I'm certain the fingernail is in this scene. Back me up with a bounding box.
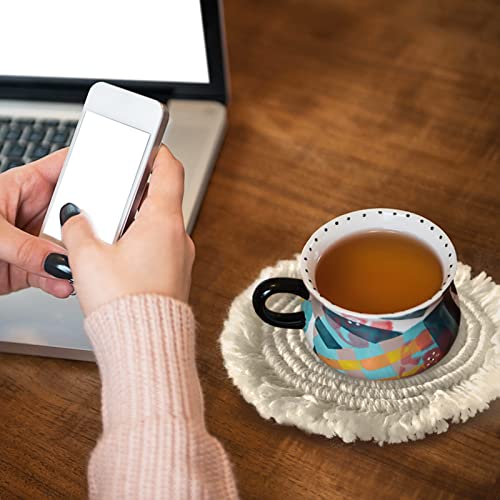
[44,253,72,280]
[60,203,80,226]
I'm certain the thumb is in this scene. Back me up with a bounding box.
[60,203,100,257]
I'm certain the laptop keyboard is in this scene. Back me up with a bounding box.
[0,117,77,173]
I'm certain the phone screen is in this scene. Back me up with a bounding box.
[43,111,150,244]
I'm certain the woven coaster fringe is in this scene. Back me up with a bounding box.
[220,260,500,445]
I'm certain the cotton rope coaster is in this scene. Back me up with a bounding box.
[220,258,500,444]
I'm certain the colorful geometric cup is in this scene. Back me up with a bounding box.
[252,208,461,381]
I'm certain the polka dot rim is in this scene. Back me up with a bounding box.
[299,208,458,320]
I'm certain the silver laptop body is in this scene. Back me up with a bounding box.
[0,0,229,360]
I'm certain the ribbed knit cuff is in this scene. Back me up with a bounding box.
[84,294,204,430]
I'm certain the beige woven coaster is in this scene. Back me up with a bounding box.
[220,259,500,444]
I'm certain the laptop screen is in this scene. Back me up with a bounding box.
[1,1,210,84]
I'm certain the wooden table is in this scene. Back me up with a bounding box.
[1,0,500,498]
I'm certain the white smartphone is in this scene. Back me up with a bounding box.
[40,82,169,245]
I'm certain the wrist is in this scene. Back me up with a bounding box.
[84,294,204,429]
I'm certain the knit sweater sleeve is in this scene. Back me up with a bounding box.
[84,294,238,499]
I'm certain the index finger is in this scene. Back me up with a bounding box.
[141,145,185,215]
[29,147,69,186]
[9,148,69,218]
[0,217,67,277]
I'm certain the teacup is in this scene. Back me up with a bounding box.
[252,208,461,381]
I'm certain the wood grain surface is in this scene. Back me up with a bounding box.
[1,0,500,498]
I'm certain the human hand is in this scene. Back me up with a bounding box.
[0,150,73,298]
[59,145,195,316]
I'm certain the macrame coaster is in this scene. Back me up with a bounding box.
[220,259,500,444]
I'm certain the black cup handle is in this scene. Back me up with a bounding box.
[252,278,310,329]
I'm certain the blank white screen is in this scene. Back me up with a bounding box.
[1,1,209,83]
[43,111,150,244]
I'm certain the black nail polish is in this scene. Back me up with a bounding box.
[60,203,80,226]
[44,253,72,280]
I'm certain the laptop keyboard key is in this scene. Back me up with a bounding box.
[39,119,60,127]
[5,128,22,141]
[30,143,51,159]
[27,126,48,142]
[51,128,69,144]
[0,117,11,125]
[50,144,64,153]
[14,119,35,126]
[5,142,27,158]
[63,120,78,128]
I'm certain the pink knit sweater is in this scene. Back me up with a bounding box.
[84,294,238,499]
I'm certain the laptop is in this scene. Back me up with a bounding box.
[0,1,229,361]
